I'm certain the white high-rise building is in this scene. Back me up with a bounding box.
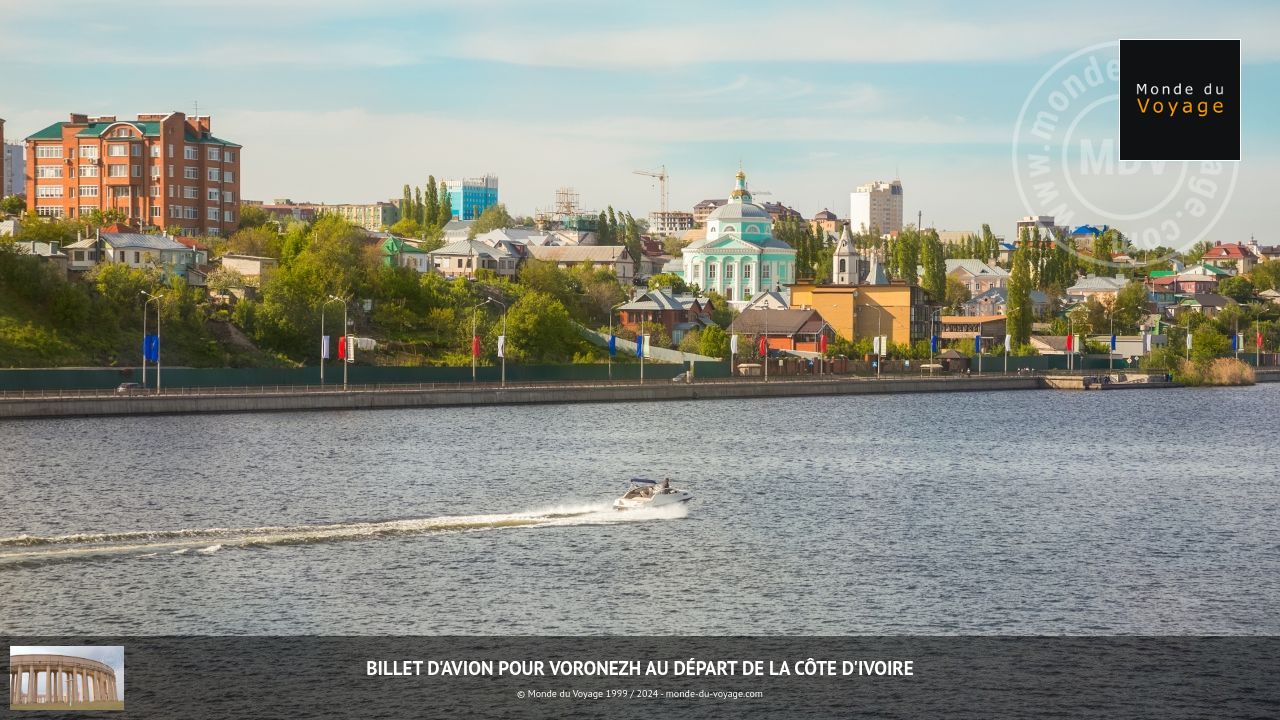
[849,180,903,235]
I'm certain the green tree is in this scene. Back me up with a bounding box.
[699,324,730,359]
[1218,275,1254,303]
[424,176,438,227]
[1190,325,1230,362]
[503,290,581,363]
[236,204,272,230]
[1250,260,1280,292]
[1112,280,1148,333]
[1006,238,1033,346]
[0,196,26,215]
[467,203,515,238]
[401,185,413,224]
[919,230,947,303]
[647,272,688,293]
[223,226,282,258]
[437,182,452,225]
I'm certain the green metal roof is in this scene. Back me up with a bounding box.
[26,122,66,140]
[76,120,161,137]
[26,120,239,147]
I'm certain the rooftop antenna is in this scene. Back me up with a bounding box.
[194,100,198,116]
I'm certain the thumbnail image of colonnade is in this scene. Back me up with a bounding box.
[9,654,118,706]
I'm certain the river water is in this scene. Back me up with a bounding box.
[2,385,1277,635]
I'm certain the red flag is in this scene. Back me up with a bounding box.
[1065,334,1073,352]
[337,335,347,360]
[472,335,481,357]
[820,335,828,353]
[1258,332,1264,349]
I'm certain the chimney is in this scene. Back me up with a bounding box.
[69,113,88,124]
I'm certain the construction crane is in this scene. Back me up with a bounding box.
[633,165,668,218]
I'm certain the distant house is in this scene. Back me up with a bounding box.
[526,245,635,282]
[729,308,834,353]
[1259,289,1280,306]
[619,289,714,344]
[742,289,789,311]
[442,219,473,243]
[962,286,1049,317]
[220,254,278,278]
[429,239,522,279]
[1066,274,1128,303]
[9,240,68,277]
[1175,293,1232,317]
[63,230,199,279]
[381,235,431,272]
[1030,335,1071,355]
[1201,241,1258,275]
[946,259,1010,295]
[810,209,840,236]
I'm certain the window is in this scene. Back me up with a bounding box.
[151,165,160,178]
[36,186,64,198]
[133,251,141,263]
[207,168,220,182]
[184,186,197,199]
[184,146,197,160]
[207,189,220,201]
[170,206,180,218]
[78,164,98,178]
[725,263,735,280]
[224,210,234,223]
[79,146,99,159]
[184,168,197,180]
[168,144,174,158]
[208,147,221,161]
[113,127,130,138]
[132,164,141,177]
[131,145,141,156]
[223,170,234,183]
[37,206,65,217]
[150,145,160,157]
[107,164,127,177]
[708,264,717,280]
[743,264,752,279]
[79,186,98,197]
[839,258,846,273]
[35,146,63,158]
[185,207,197,219]
[150,185,160,197]
[222,191,233,203]
[168,185,175,198]
[224,150,235,162]
[762,264,771,279]
[108,144,128,157]
[168,164,174,178]
[74,250,84,261]
[151,206,161,218]
[112,186,131,198]
[207,207,220,220]
[36,166,64,179]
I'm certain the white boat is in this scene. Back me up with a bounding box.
[613,478,693,511]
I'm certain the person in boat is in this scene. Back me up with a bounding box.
[662,477,671,491]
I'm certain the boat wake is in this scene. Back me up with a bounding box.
[0,502,688,567]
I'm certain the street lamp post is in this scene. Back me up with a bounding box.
[489,297,508,387]
[608,300,627,382]
[321,296,343,386]
[763,304,769,382]
[471,299,487,384]
[141,291,163,392]
[327,294,349,390]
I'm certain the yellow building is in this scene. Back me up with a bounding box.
[790,282,929,344]
[788,241,933,345]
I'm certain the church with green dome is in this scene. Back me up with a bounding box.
[675,170,797,303]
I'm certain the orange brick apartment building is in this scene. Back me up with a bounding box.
[25,112,241,236]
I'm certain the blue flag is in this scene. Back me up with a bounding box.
[1231,334,1238,352]
[635,336,644,358]
[930,335,938,354]
[143,334,159,362]
[1110,334,1117,351]
[608,334,617,357]
[974,334,981,354]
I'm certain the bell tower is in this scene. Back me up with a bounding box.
[832,224,857,285]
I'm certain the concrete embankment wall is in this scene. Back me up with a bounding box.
[0,376,1040,420]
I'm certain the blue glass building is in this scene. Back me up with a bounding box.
[445,175,499,220]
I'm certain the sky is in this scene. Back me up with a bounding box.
[1,0,1276,243]
[11,645,124,701]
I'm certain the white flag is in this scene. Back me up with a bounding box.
[730,334,739,354]
[1004,334,1012,353]
[321,335,330,360]
[1186,332,1193,350]
[497,335,506,358]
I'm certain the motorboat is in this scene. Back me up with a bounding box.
[613,478,693,511]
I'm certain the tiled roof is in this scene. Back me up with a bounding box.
[946,259,1008,277]
[730,308,825,336]
[100,233,190,251]
[527,245,630,264]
